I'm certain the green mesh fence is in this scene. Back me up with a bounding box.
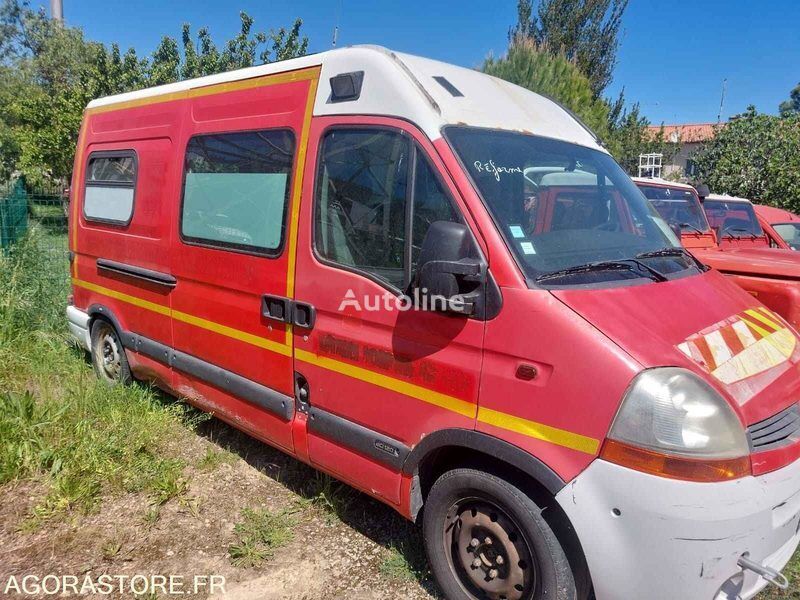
[0,180,28,252]
[0,180,69,281]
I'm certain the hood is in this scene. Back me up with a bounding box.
[680,232,717,250]
[693,246,800,280]
[552,269,800,425]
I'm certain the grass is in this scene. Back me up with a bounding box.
[1,226,799,594]
[228,507,296,568]
[379,541,428,582]
[197,445,236,471]
[0,228,195,524]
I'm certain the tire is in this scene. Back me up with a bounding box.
[90,319,132,385]
[423,468,577,600]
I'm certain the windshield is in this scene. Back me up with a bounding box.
[773,223,800,249]
[636,183,709,233]
[446,127,692,284]
[703,200,763,237]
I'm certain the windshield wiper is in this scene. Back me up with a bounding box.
[636,247,706,271]
[679,222,705,234]
[536,259,667,284]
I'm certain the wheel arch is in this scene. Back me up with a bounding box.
[404,429,593,598]
[86,303,126,336]
[402,428,566,522]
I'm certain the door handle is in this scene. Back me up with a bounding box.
[261,294,293,323]
[293,301,316,330]
[261,295,316,330]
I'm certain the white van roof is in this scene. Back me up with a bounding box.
[631,177,698,192]
[86,45,604,152]
[705,193,754,204]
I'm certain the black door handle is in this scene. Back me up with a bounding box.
[293,301,316,330]
[262,295,293,323]
[261,295,316,330]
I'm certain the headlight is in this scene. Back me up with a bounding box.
[602,368,751,481]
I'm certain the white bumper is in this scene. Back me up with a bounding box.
[557,458,800,600]
[66,305,91,350]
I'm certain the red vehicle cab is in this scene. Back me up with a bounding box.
[755,204,800,250]
[636,178,800,331]
[703,194,770,249]
[67,47,800,600]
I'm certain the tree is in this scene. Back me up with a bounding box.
[692,107,800,210]
[483,39,675,175]
[483,37,611,139]
[509,0,628,96]
[604,91,678,175]
[0,0,309,183]
[780,82,800,117]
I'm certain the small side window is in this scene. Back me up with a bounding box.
[180,129,295,255]
[84,151,137,224]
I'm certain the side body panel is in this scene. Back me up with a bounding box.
[71,110,178,390]
[167,69,320,452]
[292,116,486,506]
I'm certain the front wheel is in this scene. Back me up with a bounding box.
[90,319,132,385]
[423,468,577,600]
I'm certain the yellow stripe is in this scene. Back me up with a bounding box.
[284,70,321,345]
[72,278,290,356]
[296,349,476,417]
[478,407,600,455]
[171,309,291,356]
[744,309,781,332]
[86,68,320,115]
[71,120,89,278]
[73,278,598,455]
[296,349,599,454]
[73,278,171,316]
[740,316,771,339]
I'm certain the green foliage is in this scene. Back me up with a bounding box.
[228,507,296,567]
[692,106,800,209]
[483,37,610,138]
[482,40,674,175]
[780,81,800,117]
[0,0,309,183]
[605,93,679,175]
[0,229,193,523]
[510,0,628,96]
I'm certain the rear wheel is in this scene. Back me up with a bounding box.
[90,319,131,385]
[423,468,577,600]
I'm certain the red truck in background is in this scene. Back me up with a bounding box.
[635,178,800,329]
[754,204,800,250]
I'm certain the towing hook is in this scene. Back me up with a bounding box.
[737,553,789,590]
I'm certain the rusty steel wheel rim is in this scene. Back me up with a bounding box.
[443,497,536,600]
[96,326,121,380]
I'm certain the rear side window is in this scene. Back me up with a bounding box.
[180,129,295,255]
[84,151,137,224]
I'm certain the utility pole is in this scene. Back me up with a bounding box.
[717,78,727,123]
[50,0,63,22]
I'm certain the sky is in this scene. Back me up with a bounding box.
[35,0,800,125]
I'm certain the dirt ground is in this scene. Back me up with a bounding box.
[0,415,438,599]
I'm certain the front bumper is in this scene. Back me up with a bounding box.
[67,305,91,350]
[557,458,800,600]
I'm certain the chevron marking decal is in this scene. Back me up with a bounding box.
[677,307,797,385]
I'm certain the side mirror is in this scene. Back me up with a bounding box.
[415,221,484,315]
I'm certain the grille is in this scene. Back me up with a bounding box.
[747,404,800,452]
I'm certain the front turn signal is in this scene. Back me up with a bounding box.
[600,439,752,482]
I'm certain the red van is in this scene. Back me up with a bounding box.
[67,47,800,600]
[636,177,800,331]
[755,204,800,250]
